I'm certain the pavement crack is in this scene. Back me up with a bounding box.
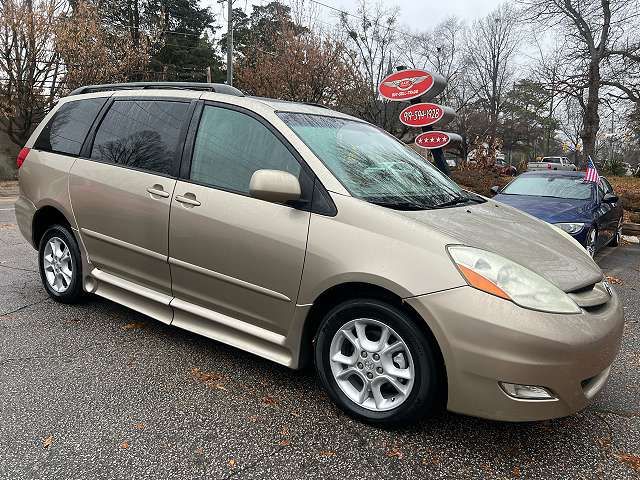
[0,263,38,273]
[0,297,50,317]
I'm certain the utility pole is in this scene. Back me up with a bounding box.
[218,0,234,85]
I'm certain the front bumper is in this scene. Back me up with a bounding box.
[406,285,624,421]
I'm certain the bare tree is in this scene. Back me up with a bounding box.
[464,4,521,138]
[338,0,399,130]
[520,0,640,161]
[0,0,66,147]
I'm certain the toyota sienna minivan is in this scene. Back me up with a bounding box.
[15,82,623,425]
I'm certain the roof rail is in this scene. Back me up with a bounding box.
[69,82,244,97]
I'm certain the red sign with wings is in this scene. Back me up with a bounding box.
[415,131,457,149]
[378,69,434,101]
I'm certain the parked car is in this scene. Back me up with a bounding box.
[15,82,623,425]
[492,171,623,257]
[493,158,517,176]
[528,156,577,171]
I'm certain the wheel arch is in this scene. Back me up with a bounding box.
[32,205,73,247]
[297,282,448,398]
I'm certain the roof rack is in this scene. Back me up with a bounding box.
[249,96,330,110]
[69,82,244,97]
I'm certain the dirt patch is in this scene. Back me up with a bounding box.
[451,169,512,197]
[608,176,640,214]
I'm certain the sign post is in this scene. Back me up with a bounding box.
[378,66,458,175]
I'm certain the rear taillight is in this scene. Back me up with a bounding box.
[16,147,30,169]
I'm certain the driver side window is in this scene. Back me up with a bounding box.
[189,105,302,195]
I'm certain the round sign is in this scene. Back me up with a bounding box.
[399,103,455,127]
[378,69,436,101]
[415,131,460,149]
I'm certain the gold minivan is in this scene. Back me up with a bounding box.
[15,83,623,425]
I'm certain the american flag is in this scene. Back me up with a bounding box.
[584,156,600,183]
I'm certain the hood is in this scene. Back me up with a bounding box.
[492,194,593,223]
[400,200,602,292]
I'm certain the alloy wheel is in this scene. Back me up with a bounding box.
[329,318,415,412]
[43,236,73,293]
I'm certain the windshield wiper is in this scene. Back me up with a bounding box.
[433,194,484,208]
[369,200,431,211]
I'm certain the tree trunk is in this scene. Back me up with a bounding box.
[580,59,601,165]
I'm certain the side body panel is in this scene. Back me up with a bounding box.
[69,160,176,295]
[168,181,310,338]
[298,193,466,305]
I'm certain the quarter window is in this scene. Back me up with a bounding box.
[34,98,107,156]
[91,100,189,176]
[190,106,301,194]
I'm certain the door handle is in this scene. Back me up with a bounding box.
[147,185,170,198]
[175,193,201,207]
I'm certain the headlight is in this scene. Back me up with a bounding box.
[554,222,585,235]
[447,246,581,314]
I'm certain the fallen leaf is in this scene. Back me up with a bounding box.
[606,275,623,285]
[42,435,54,449]
[280,427,289,436]
[290,411,300,417]
[228,459,237,468]
[261,395,278,405]
[319,450,336,457]
[132,423,145,430]
[194,447,204,455]
[190,368,224,388]
[616,452,640,472]
[120,441,129,449]
[386,447,403,459]
[279,439,290,446]
[248,415,258,423]
[512,465,521,478]
[122,322,145,331]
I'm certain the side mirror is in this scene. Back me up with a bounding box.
[602,192,618,204]
[250,169,301,204]
[490,185,501,195]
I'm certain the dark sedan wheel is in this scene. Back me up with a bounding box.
[585,227,597,257]
[610,218,622,247]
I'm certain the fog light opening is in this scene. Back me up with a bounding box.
[499,382,556,400]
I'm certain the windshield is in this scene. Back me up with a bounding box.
[501,176,593,200]
[278,112,475,209]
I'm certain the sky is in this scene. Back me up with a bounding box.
[213,0,508,34]
[325,0,506,30]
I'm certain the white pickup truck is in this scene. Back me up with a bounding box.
[527,156,577,171]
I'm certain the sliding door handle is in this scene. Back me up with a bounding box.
[146,185,170,198]
[175,194,201,207]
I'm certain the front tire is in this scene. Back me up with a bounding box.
[314,299,443,426]
[38,224,83,304]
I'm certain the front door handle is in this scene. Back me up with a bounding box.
[147,185,170,198]
[175,193,201,207]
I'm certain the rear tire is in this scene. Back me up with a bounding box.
[38,224,84,304]
[314,299,443,426]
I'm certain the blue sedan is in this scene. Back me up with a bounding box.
[492,171,624,257]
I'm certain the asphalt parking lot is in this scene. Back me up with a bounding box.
[1,196,639,479]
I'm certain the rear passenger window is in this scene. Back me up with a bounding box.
[34,98,106,156]
[189,105,301,194]
[91,100,189,176]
